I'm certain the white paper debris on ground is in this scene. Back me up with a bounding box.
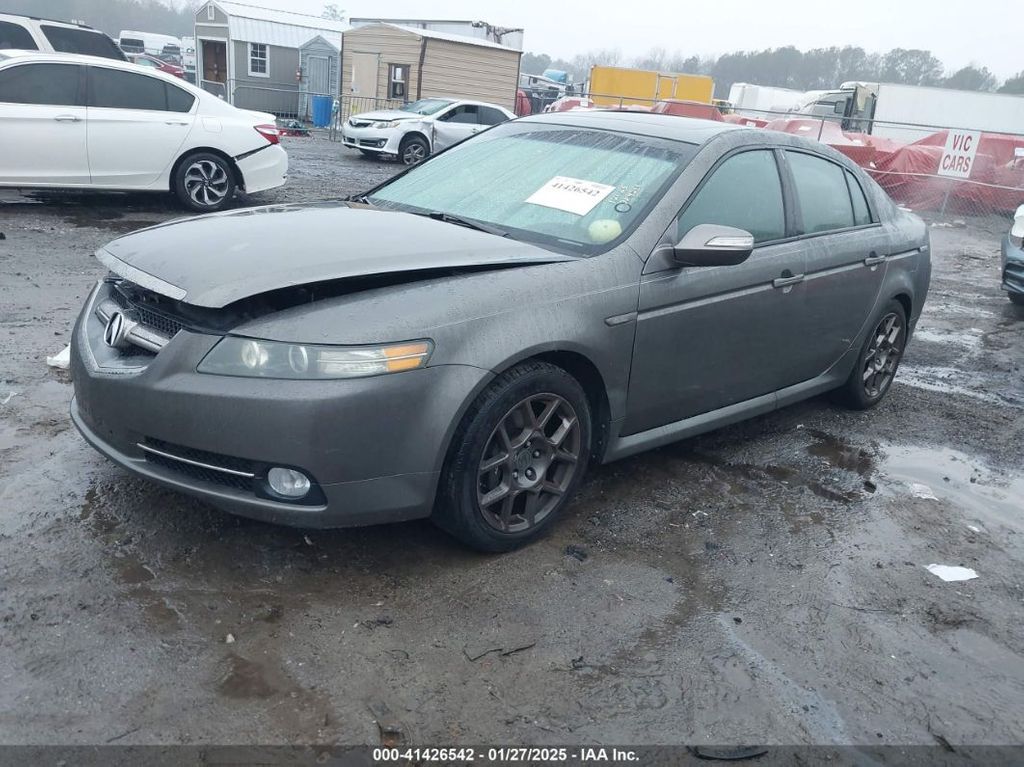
[967,525,981,533]
[46,345,71,370]
[225,633,235,644]
[925,564,978,582]
[909,482,939,500]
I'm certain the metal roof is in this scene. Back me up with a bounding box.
[210,1,348,49]
[380,23,519,53]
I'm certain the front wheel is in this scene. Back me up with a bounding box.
[173,152,236,212]
[834,299,908,410]
[434,361,591,552]
[399,135,429,166]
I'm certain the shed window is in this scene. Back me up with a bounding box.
[207,5,215,21]
[388,64,408,99]
[248,43,268,77]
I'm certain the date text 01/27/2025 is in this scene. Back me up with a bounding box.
[372,747,640,762]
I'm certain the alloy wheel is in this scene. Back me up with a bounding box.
[862,312,904,398]
[183,159,230,207]
[477,393,582,534]
[402,143,426,165]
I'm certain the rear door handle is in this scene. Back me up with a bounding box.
[165,120,190,126]
[864,253,887,267]
[54,114,81,122]
[772,274,805,289]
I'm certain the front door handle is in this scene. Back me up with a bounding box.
[772,274,805,289]
[864,252,887,267]
[54,114,81,122]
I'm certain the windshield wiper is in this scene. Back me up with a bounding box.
[422,211,510,238]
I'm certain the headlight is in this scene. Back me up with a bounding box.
[198,338,433,379]
[372,120,400,129]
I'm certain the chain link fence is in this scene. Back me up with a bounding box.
[203,80,402,127]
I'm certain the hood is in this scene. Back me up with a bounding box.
[97,203,574,309]
[350,109,420,122]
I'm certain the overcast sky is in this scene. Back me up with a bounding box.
[260,0,1017,79]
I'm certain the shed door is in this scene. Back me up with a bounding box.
[308,55,330,95]
[351,51,378,98]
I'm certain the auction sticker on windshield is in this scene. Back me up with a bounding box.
[526,177,615,216]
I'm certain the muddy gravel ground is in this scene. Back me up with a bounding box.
[1,135,1023,749]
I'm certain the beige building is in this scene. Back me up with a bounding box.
[341,23,522,111]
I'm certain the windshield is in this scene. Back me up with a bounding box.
[400,98,454,115]
[368,124,695,255]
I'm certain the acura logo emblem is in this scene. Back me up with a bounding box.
[103,312,130,348]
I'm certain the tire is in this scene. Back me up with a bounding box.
[399,134,430,166]
[433,361,592,552]
[359,149,382,159]
[173,152,236,212]
[1009,292,1024,306]
[834,299,908,410]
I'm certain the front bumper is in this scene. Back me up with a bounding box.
[71,282,489,528]
[340,124,406,155]
[237,144,288,194]
[1001,234,1024,296]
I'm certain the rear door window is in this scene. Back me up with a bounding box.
[42,25,124,60]
[0,63,81,106]
[165,83,196,113]
[89,67,168,110]
[676,149,786,244]
[787,151,855,234]
[478,106,509,126]
[0,21,38,50]
[845,170,873,226]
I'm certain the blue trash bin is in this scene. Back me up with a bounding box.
[311,95,332,128]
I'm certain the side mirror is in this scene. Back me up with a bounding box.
[673,224,754,267]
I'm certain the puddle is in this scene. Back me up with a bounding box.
[806,431,875,477]
[115,556,155,585]
[880,444,1024,531]
[218,653,285,699]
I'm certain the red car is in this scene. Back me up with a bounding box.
[651,99,724,121]
[131,54,185,79]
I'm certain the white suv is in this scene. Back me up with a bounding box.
[0,50,288,211]
[0,13,126,60]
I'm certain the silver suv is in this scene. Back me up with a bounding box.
[0,13,126,60]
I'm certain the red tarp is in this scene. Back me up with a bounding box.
[869,131,1024,213]
[762,118,1024,213]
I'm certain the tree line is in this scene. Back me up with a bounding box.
[522,46,1024,97]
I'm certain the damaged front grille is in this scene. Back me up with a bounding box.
[94,281,185,354]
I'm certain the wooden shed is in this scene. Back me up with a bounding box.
[340,24,522,112]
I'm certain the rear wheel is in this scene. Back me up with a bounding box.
[399,135,429,166]
[434,361,591,552]
[835,299,908,410]
[173,152,235,212]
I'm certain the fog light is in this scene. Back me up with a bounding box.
[267,467,311,498]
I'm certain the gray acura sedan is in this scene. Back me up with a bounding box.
[70,111,930,551]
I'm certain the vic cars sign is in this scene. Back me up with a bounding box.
[938,130,981,179]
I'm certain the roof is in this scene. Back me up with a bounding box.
[519,109,744,144]
[208,1,349,48]
[366,23,519,53]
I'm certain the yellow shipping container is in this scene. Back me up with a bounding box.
[588,66,715,107]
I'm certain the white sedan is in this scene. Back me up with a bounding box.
[0,50,287,211]
[341,97,515,165]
